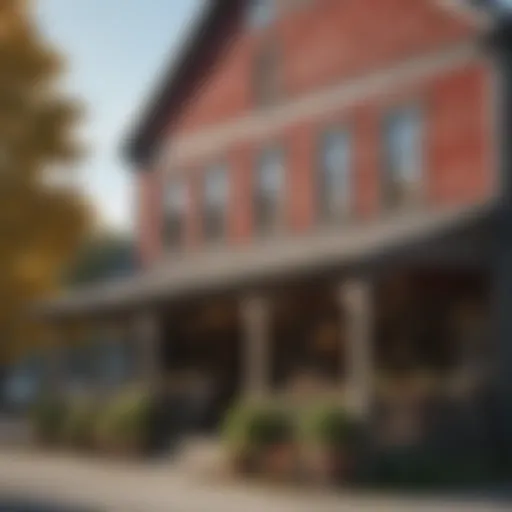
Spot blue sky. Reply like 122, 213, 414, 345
36, 0, 202, 232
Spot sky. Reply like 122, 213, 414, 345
35, 0, 202, 233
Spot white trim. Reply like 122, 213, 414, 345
159, 42, 486, 170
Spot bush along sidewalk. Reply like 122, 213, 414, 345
31, 387, 157, 459
221, 399, 497, 489
222, 402, 297, 480
31, 393, 67, 447
298, 403, 364, 486
93, 388, 154, 457
222, 400, 365, 485
60, 398, 99, 451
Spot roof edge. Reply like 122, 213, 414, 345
121, 0, 225, 169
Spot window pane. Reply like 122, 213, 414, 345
255, 148, 284, 233
384, 107, 422, 210
205, 164, 228, 208
320, 130, 351, 222
203, 164, 228, 242
163, 180, 187, 249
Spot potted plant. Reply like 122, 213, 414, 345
250, 406, 295, 480
222, 403, 259, 475
222, 402, 296, 479
300, 404, 362, 485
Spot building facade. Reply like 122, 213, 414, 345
40, 0, 512, 459
137, 0, 494, 266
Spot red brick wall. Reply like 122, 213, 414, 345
428, 62, 494, 206
137, 0, 494, 265
170, 0, 476, 136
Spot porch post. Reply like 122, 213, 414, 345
132, 310, 162, 390
338, 279, 374, 418
240, 294, 271, 400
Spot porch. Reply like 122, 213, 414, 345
35, 203, 504, 459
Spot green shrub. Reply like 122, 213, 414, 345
61, 399, 98, 449
94, 388, 154, 455
299, 404, 361, 450
93, 400, 117, 451
31, 394, 67, 445
223, 403, 293, 456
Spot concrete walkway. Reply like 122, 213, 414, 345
0, 449, 510, 512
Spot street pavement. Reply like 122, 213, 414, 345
0, 449, 511, 512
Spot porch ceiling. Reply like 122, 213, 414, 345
36, 202, 496, 320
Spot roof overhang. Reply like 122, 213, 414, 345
122, 0, 232, 167
35, 202, 496, 321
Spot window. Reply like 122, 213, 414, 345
319, 129, 351, 223
254, 147, 285, 234
247, 0, 276, 28
163, 179, 187, 249
254, 41, 280, 107
203, 163, 229, 243
383, 107, 423, 210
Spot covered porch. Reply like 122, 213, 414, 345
36, 203, 501, 452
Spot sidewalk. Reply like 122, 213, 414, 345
0, 449, 510, 512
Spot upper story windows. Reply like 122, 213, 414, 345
319, 128, 351, 223
254, 146, 285, 234
383, 106, 423, 211
162, 104, 427, 253
163, 179, 188, 249
203, 163, 229, 243
247, 0, 276, 29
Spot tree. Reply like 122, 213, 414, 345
0, 0, 90, 363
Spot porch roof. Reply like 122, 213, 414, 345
37, 202, 495, 320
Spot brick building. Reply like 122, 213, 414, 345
40, 0, 512, 456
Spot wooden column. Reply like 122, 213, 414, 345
240, 294, 271, 400
338, 279, 374, 418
